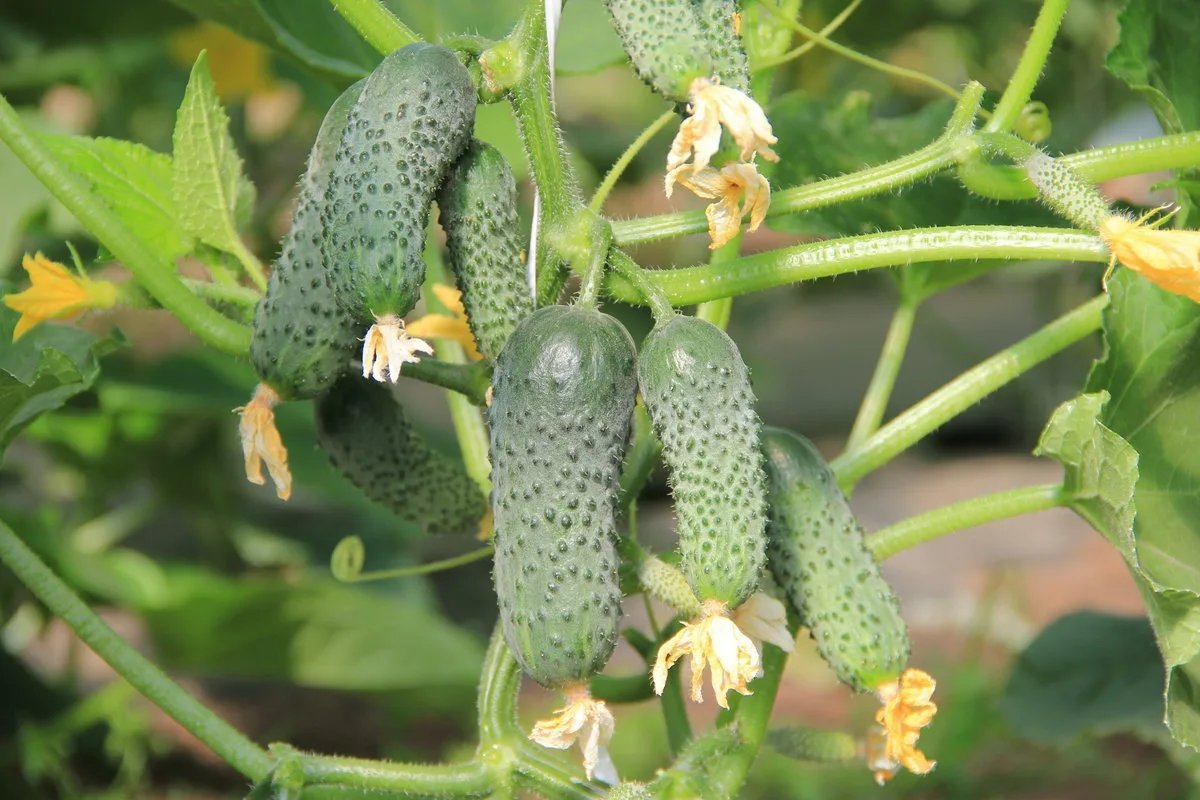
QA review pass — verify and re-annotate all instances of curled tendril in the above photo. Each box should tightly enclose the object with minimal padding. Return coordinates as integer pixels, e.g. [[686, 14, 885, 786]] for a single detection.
[[330, 535, 366, 582]]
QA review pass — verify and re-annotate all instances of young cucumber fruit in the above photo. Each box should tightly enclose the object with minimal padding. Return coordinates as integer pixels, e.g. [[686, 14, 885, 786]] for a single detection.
[[489, 306, 637, 689], [250, 79, 364, 401], [638, 315, 767, 608], [760, 427, 909, 692], [604, 0, 750, 101], [436, 140, 533, 361], [315, 376, 486, 536]]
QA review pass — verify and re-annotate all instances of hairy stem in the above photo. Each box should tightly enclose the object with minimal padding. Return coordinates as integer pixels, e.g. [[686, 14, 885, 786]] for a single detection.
[[846, 299, 917, 450], [329, 0, 421, 55], [478, 628, 523, 745], [300, 754, 491, 795], [609, 250, 675, 322], [589, 109, 676, 214], [985, 0, 1072, 133], [755, 0, 865, 70]]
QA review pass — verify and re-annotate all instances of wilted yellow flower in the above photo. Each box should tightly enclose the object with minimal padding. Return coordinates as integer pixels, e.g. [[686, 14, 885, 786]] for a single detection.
[[1099, 213, 1200, 303], [361, 314, 434, 383], [4, 252, 117, 341], [235, 383, 292, 501], [652, 599, 761, 709], [730, 591, 794, 661], [666, 78, 778, 179], [867, 668, 937, 785], [406, 285, 482, 360], [530, 684, 617, 784], [667, 162, 770, 249]]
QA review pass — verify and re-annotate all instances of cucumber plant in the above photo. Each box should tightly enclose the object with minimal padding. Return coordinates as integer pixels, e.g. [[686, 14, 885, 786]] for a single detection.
[[3, 0, 1200, 798]]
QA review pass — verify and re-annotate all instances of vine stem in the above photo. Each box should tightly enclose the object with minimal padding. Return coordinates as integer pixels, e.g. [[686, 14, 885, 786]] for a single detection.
[[868, 483, 1066, 560], [341, 546, 494, 583], [755, 0, 865, 70], [0, 519, 272, 780], [985, 0, 1072, 133], [0, 92, 251, 355], [695, 235, 742, 328], [300, 754, 492, 795], [609, 250, 673, 322], [328, 0, 421, 55], [605, 226, 1107, 307], [588, 109, 676, 214], [832, 294, 1108, 491], [846, 298, 917, 450]]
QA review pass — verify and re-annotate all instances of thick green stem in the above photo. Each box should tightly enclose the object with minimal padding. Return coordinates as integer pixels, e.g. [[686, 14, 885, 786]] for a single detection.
[[832, 295, 1108, 491], [0, 92, 251, 354], [609, 251, 674, 322], [618, 401, 662, 511], [846, 299, 917, 450], [695, 237, 742, 328], [0, 519, 271, 780], [478, 628, 522, 745], [605, 227, 1107, 307], [300, 754, 491, 795], [868, 484, 1066, 560], [985, 0, 1072, 133], [401, 358, 492, 406], [329, 0, 421, 55]]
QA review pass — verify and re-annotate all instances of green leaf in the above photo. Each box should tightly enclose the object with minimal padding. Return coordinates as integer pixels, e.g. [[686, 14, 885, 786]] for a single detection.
[[1002, 611, 1164, 742], [171, 52, 255, 259], [42, 135, 191, 262], [1105, 0, 1200, 134], [555, 0, 627, 75]]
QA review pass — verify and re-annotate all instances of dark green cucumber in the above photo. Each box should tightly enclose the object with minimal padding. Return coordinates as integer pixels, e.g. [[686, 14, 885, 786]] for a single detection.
[[489, 306, 637, 688], [249, 80, 363, 400], [315, 376, 486, 535], [437, 141, 533, 361], [604, 0, 750, 102], [761, 427, 909, 692], [323, 43, 475, 322], [637, 315, 767, 608]]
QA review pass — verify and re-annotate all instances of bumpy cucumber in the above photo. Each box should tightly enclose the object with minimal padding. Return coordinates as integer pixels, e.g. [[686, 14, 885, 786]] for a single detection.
[[489, 306, 637, 688], [249, 80, 364, 400], [637, 315, 767, 608], [604, 0, 750, 101], [437, 141, 533, 360], [761, 427, 909, 692], [315, 376, 486, 535], [323, 43, 475, 322]]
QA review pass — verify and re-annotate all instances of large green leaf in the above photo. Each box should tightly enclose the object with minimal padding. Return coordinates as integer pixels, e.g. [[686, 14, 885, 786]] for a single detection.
[[1105, 0, 1200, 135]]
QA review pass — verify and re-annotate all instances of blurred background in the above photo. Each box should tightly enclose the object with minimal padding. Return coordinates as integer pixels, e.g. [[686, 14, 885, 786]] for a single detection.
[[0, 0, 1189, 797]]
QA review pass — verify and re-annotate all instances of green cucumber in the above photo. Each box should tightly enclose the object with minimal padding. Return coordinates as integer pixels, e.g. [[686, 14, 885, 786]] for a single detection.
[[315, 376, 486, 535], [761, 427, 909, 692], [323, 43, 475, 324], [489, 306, 637, 688], [437, 140, 533, 361], [637, 315, 767, 608], [604, 0, 750, 102], [249, 80, 363, 400]]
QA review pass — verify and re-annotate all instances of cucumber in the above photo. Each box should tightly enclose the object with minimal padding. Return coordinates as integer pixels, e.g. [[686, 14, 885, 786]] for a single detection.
[[249, 79, 363, 401], [760, 427, 909, 692], [489, 306, 637, 688], [437, 141, 533, 361], [322, 43, 475, 371], [315, 376, 486, 536], [637, 315, 767, 608], [604, 0, 750, 102]]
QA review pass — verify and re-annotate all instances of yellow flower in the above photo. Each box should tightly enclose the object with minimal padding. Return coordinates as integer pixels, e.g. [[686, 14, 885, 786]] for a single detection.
[[406, 285, 482, 361], [866, 668, 937, 785], [1099, 212, 1200, 303], [4, 252, 117, 341], [667, 162, 770, 249], [361, 314, 434, 384], [235, 383, 292, 501], [529, 684, 617, 784], [652, 599, 762, 709], [666, 77, 778, 179]]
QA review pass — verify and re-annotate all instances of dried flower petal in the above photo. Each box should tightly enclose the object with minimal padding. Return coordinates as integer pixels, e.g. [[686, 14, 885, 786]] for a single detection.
[[666, 78, 778, 183], [235, 383, 292, 500], [869, 668, 937, 784], [529, 684, 617, 783], [670, 162, 771, 248], [652, 599, 762, 708], [361, 314, 434, 383]]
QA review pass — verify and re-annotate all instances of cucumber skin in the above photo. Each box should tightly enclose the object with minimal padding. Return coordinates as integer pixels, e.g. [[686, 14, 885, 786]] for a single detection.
[[249, 80, 363, 400], [323, 44, 476, 320], [437, 141, 533, 361], [315, 376, 486, 536], [761, 427, 909, 692], [637, 316, 767, 608], [489, 306, 637, 688]]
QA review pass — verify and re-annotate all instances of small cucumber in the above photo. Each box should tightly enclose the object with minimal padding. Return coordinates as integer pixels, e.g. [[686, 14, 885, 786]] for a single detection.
[[637, 315, 767, 608], [323, 43, 475, 325], [249, 80, 363, 400], [761, 427, 909, 692], [489, 306, 637, 689], [437, 141, 533, 361], [315, 376, 486, 535], [604, 0, 750, 102]]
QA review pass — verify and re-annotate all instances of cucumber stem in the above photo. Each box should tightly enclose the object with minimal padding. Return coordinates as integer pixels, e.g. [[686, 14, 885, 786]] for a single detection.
[[846, 298, 918, 451], [329, 0, 421, 55]]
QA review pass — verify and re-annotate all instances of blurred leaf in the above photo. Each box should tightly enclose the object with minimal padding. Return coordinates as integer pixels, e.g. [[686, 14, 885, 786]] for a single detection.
[[42, 135, 191, 261], [1003, 611, 1164, 742], [171, 52, 256, 258], [556, 0, 626, 75], [1105, 0, 1200, 134]]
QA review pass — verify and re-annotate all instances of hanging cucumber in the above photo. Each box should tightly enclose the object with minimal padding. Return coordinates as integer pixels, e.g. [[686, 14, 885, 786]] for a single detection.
[[436, 140, 533, 361], [489, 305, 637, 782], [323, 43, 476, 383], [238, 80, 364, 501], [761, 427, 936, 784], [315, 376, 486, 536]]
